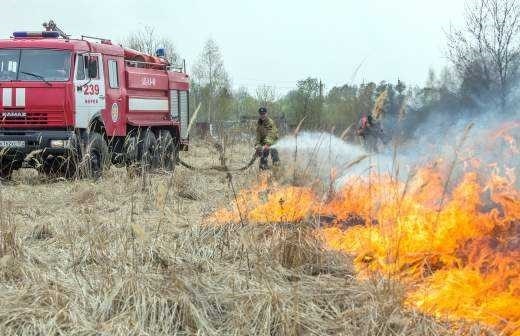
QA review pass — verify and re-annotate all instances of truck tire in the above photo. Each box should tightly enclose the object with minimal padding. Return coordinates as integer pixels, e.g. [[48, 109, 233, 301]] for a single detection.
[[138, 128, 159, 172], [123, 133, 139, 165], [0, 151, 19, 181], [64, 134, 81, 178], [40, 134, 80, 179], [81, 132, 110, 179], [42, 156, 65, 178], [157, 130, 177, 172], [0, 161, 14, 181]]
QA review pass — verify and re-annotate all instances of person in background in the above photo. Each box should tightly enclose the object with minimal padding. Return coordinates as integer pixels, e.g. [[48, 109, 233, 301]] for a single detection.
[[255, 107, 280, 170], [357, 114, 387, 152]]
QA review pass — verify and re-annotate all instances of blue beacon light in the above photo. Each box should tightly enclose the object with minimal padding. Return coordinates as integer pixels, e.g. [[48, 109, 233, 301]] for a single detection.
[[13, 31, 60, 38]]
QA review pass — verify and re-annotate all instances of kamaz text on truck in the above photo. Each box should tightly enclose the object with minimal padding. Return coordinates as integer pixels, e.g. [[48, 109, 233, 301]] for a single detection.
[[0, 26, 189, 179]]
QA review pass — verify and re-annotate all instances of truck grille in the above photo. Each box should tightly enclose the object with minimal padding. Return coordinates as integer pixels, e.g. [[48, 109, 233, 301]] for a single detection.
[[0, 111, 65, 127]]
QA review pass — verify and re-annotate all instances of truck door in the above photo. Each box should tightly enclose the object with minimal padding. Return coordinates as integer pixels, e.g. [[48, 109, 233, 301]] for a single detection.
[[103, 56, 126, 136], [74, 53, 106, 130]]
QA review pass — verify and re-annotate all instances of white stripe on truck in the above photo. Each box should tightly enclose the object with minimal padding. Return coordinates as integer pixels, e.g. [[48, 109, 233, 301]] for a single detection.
[[2, 88, 12, 107], [15, 88, 25, 107], [129, 98, 168, 111]]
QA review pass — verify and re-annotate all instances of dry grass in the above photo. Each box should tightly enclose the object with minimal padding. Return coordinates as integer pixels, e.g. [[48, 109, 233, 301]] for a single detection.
[[0, 139, 480, 335]]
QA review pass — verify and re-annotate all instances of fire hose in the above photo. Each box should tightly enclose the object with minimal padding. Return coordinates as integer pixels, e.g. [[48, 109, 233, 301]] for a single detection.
[[176, 103, 259, 173]]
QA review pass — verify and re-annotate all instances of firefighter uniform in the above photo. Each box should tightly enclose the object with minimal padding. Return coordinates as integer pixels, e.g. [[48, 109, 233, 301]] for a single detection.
[[256, 108, 280, 170], [357, 115, 386, 153]]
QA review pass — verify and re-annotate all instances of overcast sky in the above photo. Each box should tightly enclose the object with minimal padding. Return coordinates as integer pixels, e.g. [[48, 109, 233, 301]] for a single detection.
[[1, 0, 465, 94]]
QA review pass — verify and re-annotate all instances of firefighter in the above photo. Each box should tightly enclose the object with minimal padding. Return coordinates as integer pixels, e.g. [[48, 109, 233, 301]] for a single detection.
[[255, 107, 280, 170], [357, 114, 386, 152]]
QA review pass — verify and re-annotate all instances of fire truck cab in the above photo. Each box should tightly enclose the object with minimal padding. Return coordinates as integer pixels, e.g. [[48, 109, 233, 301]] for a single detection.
[[0, 29, 189, 179]]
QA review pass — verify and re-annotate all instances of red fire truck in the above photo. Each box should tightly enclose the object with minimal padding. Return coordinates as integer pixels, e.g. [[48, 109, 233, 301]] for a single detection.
[[0, 25, 189, 179]]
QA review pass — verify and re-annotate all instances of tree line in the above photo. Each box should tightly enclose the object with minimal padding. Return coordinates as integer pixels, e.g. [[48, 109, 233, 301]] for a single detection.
[[126, 0, 520, 139]]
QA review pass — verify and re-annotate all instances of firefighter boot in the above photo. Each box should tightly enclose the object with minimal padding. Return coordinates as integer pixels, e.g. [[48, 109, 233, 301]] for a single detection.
[[271, 148, 280, 166], [270, 148, 281, 178], [259, 151, 269, 170]]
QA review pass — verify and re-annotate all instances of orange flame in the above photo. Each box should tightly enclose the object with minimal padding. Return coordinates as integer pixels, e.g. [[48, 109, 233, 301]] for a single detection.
[[211, 175, 316, 224], [489, 120, 519, 155], [321, 169, 519, 334], [209, 122, 520, 334]]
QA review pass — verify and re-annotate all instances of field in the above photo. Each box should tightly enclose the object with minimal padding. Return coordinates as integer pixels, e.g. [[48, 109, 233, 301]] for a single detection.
[[0, 136, 510, 335]]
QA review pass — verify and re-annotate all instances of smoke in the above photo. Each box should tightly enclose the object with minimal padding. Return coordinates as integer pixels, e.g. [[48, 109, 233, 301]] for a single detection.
[[272, 132, 370, 178], [273, 132, 396, 187], [272, 108, 519, 188], [404, 107, 520, 168]]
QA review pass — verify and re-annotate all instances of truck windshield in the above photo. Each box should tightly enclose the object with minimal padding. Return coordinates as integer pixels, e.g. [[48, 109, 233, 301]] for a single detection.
[[0, 49, 72, 82]]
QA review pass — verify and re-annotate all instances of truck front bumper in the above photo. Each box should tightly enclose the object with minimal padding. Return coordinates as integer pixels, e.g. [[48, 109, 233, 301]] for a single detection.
[[0, 130, 75, 162]]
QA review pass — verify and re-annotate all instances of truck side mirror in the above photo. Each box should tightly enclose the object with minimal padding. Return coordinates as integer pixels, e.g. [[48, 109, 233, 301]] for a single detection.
[[87, 57, 98, 79]]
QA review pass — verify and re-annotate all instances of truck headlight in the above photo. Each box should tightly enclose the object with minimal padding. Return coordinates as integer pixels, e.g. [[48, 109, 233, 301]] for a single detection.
[[50, 140, 70, 148]]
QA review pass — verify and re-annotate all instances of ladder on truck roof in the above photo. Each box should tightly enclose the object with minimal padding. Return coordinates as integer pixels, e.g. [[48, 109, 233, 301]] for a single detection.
[[42, 19, 186, 73], [125, 59, 186, 73]]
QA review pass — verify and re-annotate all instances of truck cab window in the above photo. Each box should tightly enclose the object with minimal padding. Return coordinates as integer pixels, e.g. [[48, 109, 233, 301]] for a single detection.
[[0, 49, 19, 81], [18, 49, 71, 81], [76, 54, 85, 80], [87, 56, 99, 79], [75, 55, 100, 80], [108, 59, 119, 88], [0, 50, 18, 80], [1, 49, 71, 82]]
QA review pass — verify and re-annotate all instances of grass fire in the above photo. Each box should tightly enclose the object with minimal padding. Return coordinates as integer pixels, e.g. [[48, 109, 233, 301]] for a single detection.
[[1, 0, 520, 335], [210, 121, 519, 335]]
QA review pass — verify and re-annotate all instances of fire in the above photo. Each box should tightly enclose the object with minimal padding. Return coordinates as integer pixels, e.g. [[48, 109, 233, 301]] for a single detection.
[[212, 176, 316, 223], [209, 122, 519, 334], [489, 120, 520, 155], [321, 169, 519, 334]]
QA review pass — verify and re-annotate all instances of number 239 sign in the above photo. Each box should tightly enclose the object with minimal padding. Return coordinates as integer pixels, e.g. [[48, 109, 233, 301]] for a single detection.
[[83, 84, 100, 95]]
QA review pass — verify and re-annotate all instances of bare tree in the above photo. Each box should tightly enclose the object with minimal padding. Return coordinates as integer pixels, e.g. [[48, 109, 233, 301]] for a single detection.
[[125, 26, 181, 65], [192, 39, 230, 123], [232, 87, 257, 121], [447, 0, 520, 111], [255, 85, 277, 111]]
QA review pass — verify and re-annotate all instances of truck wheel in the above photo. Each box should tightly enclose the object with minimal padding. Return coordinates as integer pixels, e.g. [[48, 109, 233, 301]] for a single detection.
[[0, 163, 14, 181], [42, 156, 65, 178], [0, 156, 22, 181], [138, 129, 159, 172], [41, 134, 80, 179], [63, 134, 81, 179], [81, 132, 109, 179], [157, 130, 177, 172], [123, 133, 139, 165], [0, 155, 17, 181]]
